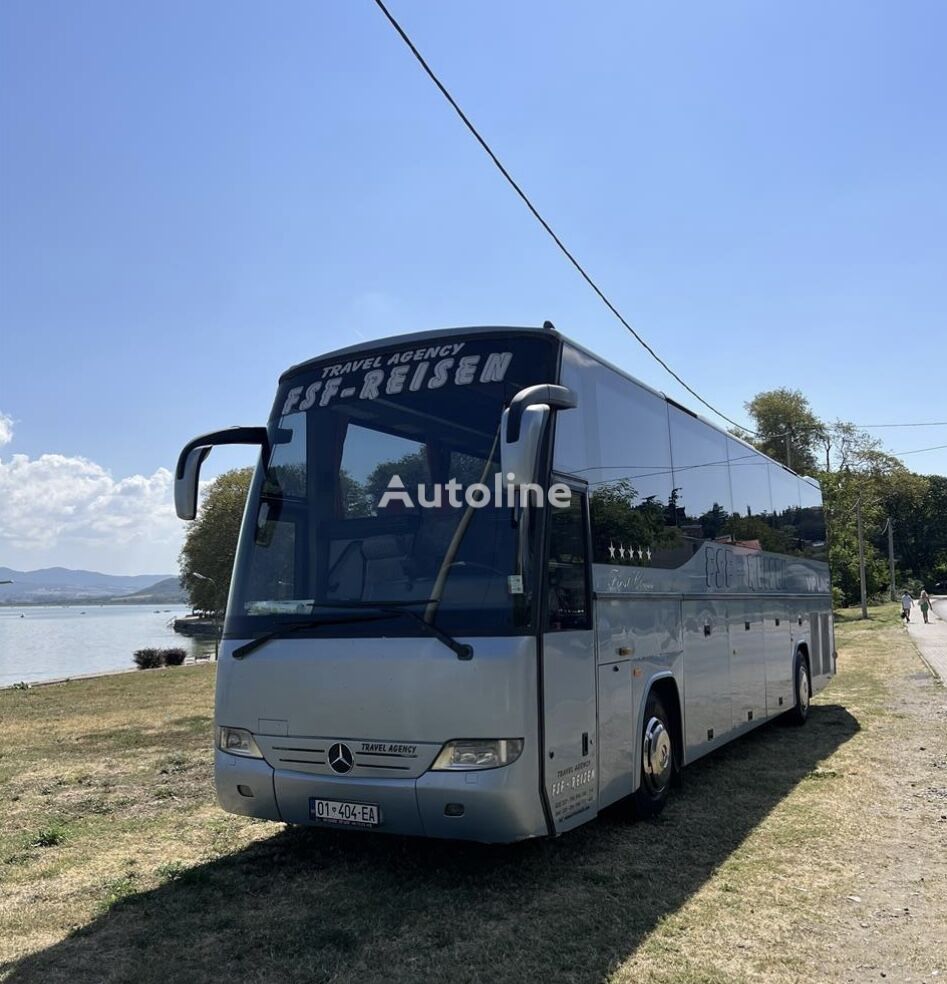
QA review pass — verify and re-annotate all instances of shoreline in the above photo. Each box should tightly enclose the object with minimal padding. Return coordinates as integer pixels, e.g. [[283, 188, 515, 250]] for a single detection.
[[0, 602, 190, 609], [1, 657, 215, 691]]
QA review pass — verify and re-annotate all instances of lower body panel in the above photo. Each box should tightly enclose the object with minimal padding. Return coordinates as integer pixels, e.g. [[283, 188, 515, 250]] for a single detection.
[[215, 749, 548, 844]]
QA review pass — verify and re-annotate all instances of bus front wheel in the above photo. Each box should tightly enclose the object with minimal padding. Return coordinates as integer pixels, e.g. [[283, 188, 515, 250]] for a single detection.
[[631, 691, 676, 818]]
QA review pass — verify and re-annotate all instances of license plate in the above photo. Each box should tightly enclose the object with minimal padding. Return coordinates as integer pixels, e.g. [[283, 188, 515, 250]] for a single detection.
[[309, 798, 380, 827]]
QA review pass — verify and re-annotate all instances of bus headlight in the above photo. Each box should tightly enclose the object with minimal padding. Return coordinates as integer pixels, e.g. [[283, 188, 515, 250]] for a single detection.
[[431, 739, 524, 771], [217, 726, 263, 758]]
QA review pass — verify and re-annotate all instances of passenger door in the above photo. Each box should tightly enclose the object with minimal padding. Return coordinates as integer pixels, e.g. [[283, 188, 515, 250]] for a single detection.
[[541, 479, 597, 833]]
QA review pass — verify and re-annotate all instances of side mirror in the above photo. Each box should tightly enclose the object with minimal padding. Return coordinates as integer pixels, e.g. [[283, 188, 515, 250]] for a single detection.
[[500, 384, 577, 487], [175, 445, 212, 521], [500, 405, 548, 487], [174, 426, 268, 520]]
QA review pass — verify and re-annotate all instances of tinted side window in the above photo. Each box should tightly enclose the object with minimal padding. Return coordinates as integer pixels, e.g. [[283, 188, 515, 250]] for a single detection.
[[247, 515, 300, 607], [768, 463, 803, 554], [727, 438, 772, 517], [264, 411, 307, 499], [668, 406, 733, 545], [726, 437, 774, 549], [546, 490, 591, 632], [797, 479, 827, 560], [556, 345, 682, 569]]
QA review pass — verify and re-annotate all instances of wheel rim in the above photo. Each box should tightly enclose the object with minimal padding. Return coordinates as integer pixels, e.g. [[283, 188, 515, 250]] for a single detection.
[[642, 716, 673, 794], [798, 664, 810, 713]]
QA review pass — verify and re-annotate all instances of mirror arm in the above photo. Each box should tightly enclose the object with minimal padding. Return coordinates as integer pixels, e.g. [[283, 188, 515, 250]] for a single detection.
[[174, 426, 269, 520], [174, 427, 270, 482], [505, 385, 577, 443]]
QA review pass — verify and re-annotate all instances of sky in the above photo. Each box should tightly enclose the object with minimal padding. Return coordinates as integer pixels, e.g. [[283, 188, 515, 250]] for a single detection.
[[1, 0, 946, 575]]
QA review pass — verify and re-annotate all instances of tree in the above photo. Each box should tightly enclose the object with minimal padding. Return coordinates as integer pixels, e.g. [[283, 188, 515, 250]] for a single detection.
[[737, 388, 825, 474], [820, 467, 890, 604], [817, 425, 935, 604], [735, 391, 947, 605], [822, 419, 899, 474], [179, 468, 254, 613], [871, 471, 947, 590]]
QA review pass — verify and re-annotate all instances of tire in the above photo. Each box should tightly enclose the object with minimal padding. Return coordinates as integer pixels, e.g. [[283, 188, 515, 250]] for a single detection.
[[631, 691, 676, 818], [786, 652, 811, 726]]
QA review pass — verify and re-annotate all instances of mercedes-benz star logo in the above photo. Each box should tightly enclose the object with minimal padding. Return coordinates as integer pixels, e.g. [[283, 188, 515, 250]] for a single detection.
[[328, 742, 355, 775]]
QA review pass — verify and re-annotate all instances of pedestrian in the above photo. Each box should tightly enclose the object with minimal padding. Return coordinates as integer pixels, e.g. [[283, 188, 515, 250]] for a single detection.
[[919, 589, 932, 624], [901, 590, 913, 623]]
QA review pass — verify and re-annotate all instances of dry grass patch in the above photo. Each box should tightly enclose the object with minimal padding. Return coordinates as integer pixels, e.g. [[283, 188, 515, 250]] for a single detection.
[[1, 607, 945, 983]]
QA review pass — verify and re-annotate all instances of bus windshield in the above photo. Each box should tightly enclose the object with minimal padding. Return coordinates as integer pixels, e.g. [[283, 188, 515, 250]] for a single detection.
[[226, 333, 559, 639]]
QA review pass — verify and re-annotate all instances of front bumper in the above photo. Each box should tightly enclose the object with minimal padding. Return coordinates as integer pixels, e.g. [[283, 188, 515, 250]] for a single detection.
[[214, 748, 548, 844]]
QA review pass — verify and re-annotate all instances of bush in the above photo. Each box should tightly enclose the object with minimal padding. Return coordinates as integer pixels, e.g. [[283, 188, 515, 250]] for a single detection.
[[133, 647, 189, 669], [133, 648, 163, 670], [162, 647, 187, 666], [133, 647, 190, 669]]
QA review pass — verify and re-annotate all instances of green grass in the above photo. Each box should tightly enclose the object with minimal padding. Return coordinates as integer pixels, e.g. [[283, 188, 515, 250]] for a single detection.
[[98, 873, 139, 913], [28, 825, 68, 849], [833, 601, 903, 626], [1, 607, 945, 984]]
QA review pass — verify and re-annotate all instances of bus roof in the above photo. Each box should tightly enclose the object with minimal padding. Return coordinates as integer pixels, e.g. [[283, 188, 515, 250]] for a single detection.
[[280, 324, 552, 380], [280, 322, 819, 487]]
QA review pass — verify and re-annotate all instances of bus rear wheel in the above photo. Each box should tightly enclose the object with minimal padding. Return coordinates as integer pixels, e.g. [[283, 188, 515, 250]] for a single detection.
[[786, 652, 811, 726], [631, 691, 676, 818]]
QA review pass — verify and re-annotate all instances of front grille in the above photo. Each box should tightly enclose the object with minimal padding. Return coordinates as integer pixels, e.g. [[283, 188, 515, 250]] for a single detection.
[[255, 735, 440, 779], [269, 744, 327, 767]]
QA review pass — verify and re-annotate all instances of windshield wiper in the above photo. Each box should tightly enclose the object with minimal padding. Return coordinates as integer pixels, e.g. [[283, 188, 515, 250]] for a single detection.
[[230, 604, 473, 661], [231, 612, 390, 661], [307, 602, 473, 661]]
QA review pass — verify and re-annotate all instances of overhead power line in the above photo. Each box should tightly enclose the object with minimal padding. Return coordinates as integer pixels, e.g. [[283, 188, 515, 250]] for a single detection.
[[371, 0, 758, 436], [892, 443, 947, 457], [371, 3, 947, 455], [858, 421, 947, 428]]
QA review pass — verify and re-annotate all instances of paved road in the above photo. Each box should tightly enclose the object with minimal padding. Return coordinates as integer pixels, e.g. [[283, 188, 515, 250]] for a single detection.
[[905, 595, 947, 682]]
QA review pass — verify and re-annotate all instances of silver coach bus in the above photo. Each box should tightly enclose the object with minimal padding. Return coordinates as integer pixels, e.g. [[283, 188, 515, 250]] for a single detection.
[[175, 324, 834, 843]]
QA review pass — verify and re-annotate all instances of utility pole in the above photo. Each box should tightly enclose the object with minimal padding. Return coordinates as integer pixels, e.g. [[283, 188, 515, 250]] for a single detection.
[[887, 517, 896, 602], [784, 432, 792, 471], [856, 497, 868, 619]]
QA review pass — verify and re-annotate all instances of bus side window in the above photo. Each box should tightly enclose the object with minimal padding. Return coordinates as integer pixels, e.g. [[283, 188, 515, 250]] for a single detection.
[[546, 490, 591, 632]]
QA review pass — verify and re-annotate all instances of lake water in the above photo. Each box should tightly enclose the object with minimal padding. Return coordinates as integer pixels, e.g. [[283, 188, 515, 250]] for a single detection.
[[0, 605, 218, 687]]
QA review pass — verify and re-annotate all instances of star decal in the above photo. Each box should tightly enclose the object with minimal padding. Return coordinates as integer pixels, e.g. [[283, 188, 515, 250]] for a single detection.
[[608, 541, 616, 560]]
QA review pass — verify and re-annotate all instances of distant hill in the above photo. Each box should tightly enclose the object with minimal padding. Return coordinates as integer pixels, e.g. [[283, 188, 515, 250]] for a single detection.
[[0, 567, 178, 605], [108, 577, 188, 605]]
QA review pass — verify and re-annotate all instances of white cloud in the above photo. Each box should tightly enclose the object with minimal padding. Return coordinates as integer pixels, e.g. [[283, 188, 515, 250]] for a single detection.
[[0, 412, 13, 447], [0, 452, 184, 571]]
